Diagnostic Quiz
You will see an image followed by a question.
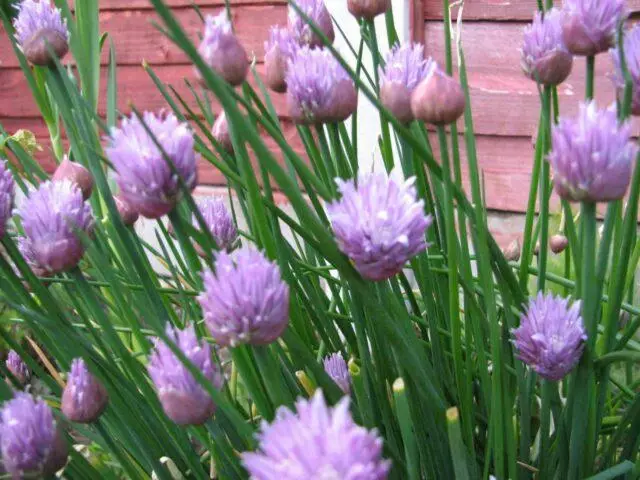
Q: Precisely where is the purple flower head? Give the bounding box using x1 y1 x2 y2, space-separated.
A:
379 43 436 123
6 350 30 385
521 9 573 86
327 171 432 281
323 353 350 394
513 293 587 381
548 101 637 202
611 24 640 115
16 180 93 274
61 358 108 423
148 323 222 426
197 12 249 86
0 160 15 238
106 112 197 219
198 248 289 347
288 0 335 47
562 0 626 56
0 392 68 477
286 47 357 124
194 197 238 253
242 390 390 479
13 0 69 65
264 26 300 93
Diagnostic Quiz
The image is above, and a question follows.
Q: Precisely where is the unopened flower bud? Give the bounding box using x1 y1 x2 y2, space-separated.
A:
13 0 69 66
52 156 93 200
411 67 466 125
61 358 108 423
0 160 15 239
114 195 139 226
347 0 390 20
264 26 299 93
5 350 30 385
197 12 249 87
549 234 569 254
503 239 521 262
212 112 233 153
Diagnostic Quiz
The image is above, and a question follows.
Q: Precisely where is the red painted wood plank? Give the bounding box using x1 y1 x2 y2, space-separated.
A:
0 5 285 68
95 0 286 10
0 64 288 118
424 22 637 137
424 0 640 20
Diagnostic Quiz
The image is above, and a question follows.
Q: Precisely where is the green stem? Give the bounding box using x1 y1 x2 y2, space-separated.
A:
586 56 595 100
538 380 555 478
537 87 551 291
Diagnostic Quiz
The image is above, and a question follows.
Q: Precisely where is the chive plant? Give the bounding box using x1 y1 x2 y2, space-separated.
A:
0 0 637 478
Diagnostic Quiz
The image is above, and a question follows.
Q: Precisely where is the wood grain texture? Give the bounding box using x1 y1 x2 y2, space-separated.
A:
423 0 640 20
95 0 286 10
0 5 285 68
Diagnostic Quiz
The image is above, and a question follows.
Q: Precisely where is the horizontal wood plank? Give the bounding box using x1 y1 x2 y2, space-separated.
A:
0 5 285 68
424 0 640 20
0 64 288 118
424 22 637 137
95 0 286 10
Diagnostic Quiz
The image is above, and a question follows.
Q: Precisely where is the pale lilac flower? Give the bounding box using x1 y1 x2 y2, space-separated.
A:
264 26 300 93
106 112 197 219
286 47 357 124
513 292 587 381
148 323 222 426
6 350 30 385
0 160 15 238
242 390 390 479
197 12 249 86
562 0 626 56
323 353 350 394
13 0 69 65
521 9 573 86
198 248 289 347
194 197 238 253
61 358 108 423
380 43 436 123
288 0 334 47
548 101 637 202
611 24 640 115
327 171 432 281
0 392 68 477
17 180 93 274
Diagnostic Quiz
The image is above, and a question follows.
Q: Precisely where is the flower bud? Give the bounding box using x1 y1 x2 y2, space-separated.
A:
5 350 30 386
52 156 94 200
13 0 69 66
503 239 521 262
264 27 299 93
114 195 139 226
197 12 249 87
411 68 466 125
347 0 390 20
61 358 108 423
212 112 233 153
0 160 15 239
549 234 569 254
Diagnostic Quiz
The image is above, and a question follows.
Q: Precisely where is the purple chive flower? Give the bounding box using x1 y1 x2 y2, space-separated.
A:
411 65 466 125
286 47 357 124
0 393 68 477
548 101 637 202
198 248 289 347
0 160 15 238
323 353 350 394
148 323 222 426
13 0 69 66
611 24 640 116
521 9 573 86
264 26 300 93
288 0 335 47
61 358 108 423
17 180 93 274
562 0 626 56
380 43 436 123
193 197 238 254
6 350 30 385
327 171 432 281
106 112 197 219
197 12 249 87
512 292 587 381
242 390 391 479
